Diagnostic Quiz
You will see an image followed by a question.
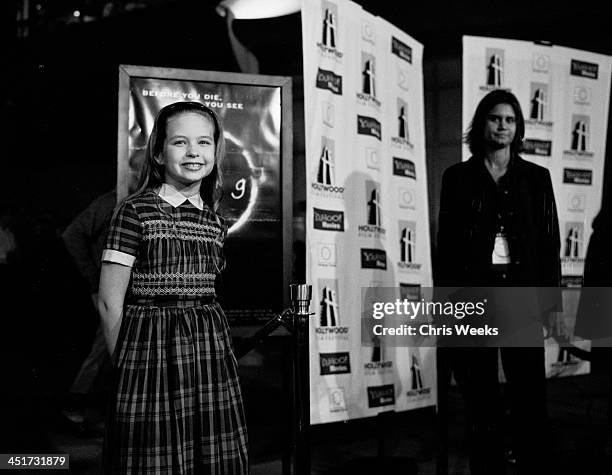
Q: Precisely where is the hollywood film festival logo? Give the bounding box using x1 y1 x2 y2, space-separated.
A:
480 48 505 92
527 82 553 128
391 98 413 150
362 285 391 374
358 181 386 238
312 137 345 198
553 345 579 369
364 334 393 373
406 350 431 397
317 1 343 59
316 280 349 341
356 52 381 108
562 222 585 264
564 115 594 159
397 221 421 272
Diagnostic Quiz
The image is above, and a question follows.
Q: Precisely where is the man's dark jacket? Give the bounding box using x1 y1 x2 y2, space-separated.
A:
436 155 561 288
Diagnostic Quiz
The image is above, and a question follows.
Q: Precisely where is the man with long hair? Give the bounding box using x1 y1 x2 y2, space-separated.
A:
437 90 561 474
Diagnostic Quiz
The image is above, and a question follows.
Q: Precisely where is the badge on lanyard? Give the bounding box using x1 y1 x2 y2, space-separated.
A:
492 231 511 265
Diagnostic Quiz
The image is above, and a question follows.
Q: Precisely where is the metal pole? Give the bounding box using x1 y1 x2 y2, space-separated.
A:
290 284 312 475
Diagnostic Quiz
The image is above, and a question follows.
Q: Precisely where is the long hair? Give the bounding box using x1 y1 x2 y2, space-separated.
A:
131 101 226 211
464 89 525 157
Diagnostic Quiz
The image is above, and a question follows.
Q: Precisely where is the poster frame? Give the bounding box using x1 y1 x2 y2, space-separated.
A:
117 64 294 316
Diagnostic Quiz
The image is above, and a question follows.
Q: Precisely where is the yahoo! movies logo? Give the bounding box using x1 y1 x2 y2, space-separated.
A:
367 384 395 408
571 59 598 80
316 68 343 95
317 279 349 339
563 168 592 186
312 137 345 197
357 115 382 141
356 52 381 108
391 98 413 149
317 1 343 59
392 157 416 179
522 139 552 157
391 36 412 63
320 352 351 375
398 220 421 272
360 248 387 271
358 181 386 238
313 207 345 232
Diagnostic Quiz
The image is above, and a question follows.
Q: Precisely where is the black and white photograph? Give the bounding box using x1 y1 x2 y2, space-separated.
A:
1 0 611 473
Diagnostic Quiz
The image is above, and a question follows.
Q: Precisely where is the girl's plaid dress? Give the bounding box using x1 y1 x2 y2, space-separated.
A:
102 187 248 474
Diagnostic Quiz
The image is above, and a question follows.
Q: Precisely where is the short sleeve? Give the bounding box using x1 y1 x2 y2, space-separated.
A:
102 200 141 267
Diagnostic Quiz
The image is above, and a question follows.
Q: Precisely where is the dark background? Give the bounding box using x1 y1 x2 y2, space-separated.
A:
1 0 612 464
2 0 611 261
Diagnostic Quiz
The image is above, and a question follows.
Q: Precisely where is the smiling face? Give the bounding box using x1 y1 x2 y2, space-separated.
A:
483 103 517 151
156 112 216 194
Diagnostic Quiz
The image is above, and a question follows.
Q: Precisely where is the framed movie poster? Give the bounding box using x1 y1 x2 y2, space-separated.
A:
117 65 293 324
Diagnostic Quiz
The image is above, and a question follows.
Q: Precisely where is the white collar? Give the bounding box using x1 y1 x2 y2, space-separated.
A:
158 183 204 210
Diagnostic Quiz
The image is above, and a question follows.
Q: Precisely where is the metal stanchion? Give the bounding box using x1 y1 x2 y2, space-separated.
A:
289 284 313 475
234 283 314 474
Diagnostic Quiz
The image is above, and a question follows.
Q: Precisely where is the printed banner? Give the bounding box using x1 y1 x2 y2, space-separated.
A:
462 36 612 377
303 0 435 424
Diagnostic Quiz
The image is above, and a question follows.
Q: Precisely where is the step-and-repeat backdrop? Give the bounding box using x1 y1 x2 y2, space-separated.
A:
302 0 435 424
463 36 612 377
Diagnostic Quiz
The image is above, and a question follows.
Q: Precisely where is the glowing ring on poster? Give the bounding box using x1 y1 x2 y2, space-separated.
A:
223 131 265 234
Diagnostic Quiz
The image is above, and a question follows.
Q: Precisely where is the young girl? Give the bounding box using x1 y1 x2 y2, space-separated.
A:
99 101 248 474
